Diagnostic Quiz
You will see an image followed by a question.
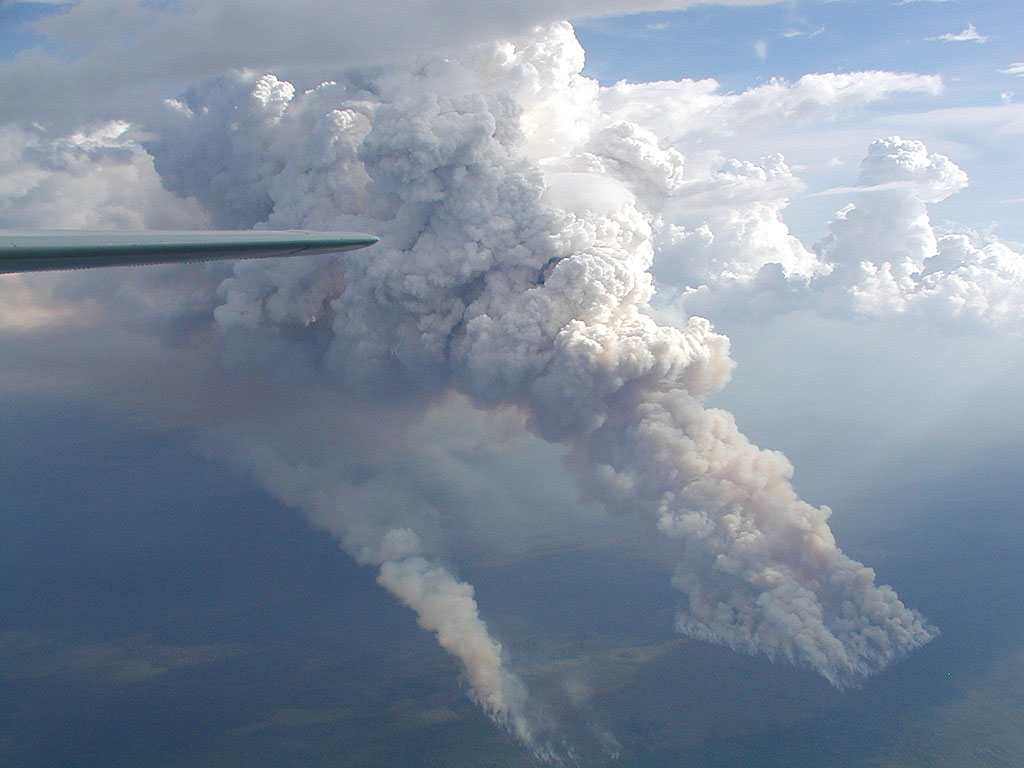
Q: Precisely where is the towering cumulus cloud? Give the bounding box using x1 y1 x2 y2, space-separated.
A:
813 137 1024 328
661 133 1024 328
139 20 936 724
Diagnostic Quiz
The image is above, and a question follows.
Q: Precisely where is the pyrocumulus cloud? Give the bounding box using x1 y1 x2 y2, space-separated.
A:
139 23 943 704
11 16 1022 755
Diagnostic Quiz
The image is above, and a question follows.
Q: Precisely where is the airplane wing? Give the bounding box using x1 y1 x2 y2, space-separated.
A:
0 230 378 274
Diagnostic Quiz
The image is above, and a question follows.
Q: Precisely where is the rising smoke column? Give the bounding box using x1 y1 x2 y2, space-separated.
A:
241 442 535 742
145 21 939 735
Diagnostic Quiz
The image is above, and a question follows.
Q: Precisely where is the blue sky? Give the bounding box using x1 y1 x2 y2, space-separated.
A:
0 1 62 58
574 1 1024 242
576 1 1019 98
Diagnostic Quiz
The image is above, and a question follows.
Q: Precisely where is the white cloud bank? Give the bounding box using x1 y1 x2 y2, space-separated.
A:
0 122 205 230
0 0 778 125
5 14 1024 758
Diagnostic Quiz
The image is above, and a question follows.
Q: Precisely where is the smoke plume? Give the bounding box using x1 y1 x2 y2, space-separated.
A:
138 21 939 707
16 16 1024 754
243 440 535 741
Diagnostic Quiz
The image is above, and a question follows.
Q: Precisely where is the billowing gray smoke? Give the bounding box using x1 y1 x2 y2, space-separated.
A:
137 20 937 728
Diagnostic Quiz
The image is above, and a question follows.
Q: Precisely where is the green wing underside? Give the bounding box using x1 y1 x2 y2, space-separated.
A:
0 231 378 274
